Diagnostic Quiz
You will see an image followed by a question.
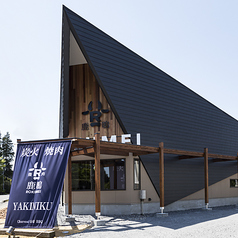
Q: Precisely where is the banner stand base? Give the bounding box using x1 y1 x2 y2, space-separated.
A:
91 219 106 226
0 228 55 237
65 215 75 222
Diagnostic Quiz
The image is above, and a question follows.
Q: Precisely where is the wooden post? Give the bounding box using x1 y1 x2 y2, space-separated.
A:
237 153 238 174
159 142 165 213
237 153 238 177
95 133 101 218
67 153 72 214
204 148 209 209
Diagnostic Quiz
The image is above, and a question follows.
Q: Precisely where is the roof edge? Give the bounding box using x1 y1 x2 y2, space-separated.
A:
63 6 128 134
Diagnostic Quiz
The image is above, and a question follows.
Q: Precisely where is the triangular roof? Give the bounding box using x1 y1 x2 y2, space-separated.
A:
60 6 238 205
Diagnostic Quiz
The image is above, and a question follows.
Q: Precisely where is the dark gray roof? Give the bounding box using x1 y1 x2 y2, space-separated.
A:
60 6 238 205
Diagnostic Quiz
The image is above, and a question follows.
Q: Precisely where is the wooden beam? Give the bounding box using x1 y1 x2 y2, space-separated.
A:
166 148 237 161
208 153 237 160
17 137 74 144
67 154 72 214
133 151 155 156
100 141 159 154
71 139 95 148
70 144 87 150
70 139 160 156
179 155 201 160
100 149 129 156
164 148 203 157
71 147 95 156
159 142 165 209
94 133 101 217
18 137 238 161
204 148 209 205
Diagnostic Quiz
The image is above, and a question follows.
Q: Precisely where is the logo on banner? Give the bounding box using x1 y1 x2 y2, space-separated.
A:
28 162 46 180
24 146 65 194
26 162 46 194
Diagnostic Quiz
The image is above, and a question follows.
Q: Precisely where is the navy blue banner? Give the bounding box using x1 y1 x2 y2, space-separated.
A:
5 140 71 228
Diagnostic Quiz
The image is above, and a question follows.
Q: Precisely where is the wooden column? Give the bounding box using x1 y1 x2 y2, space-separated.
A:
67 153 72 214
237 153 238 175
204 148 209 207
159 142 165 212
95 133 101 217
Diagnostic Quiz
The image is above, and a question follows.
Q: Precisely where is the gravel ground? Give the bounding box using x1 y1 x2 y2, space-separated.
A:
1 196 238 237
56 204 238 238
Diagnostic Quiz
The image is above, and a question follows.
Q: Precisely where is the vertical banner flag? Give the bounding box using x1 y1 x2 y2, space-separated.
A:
5 140 71 228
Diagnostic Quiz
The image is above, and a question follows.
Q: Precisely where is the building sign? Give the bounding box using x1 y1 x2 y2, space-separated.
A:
82 101 109 127
5 140 71 228
86 133 141 145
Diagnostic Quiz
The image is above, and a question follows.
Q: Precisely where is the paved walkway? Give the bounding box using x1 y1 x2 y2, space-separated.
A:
71 205 238 238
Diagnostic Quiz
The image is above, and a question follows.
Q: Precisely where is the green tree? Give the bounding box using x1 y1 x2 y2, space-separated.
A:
0 132 14 193
0 132 1 158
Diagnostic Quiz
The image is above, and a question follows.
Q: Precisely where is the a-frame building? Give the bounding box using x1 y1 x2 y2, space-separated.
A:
60 6 238 214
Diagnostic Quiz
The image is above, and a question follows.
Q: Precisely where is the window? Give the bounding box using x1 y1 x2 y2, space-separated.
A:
101 159 126 190
230 179 238 188
72 159 126 191
72 160 95 190
134 159 140 190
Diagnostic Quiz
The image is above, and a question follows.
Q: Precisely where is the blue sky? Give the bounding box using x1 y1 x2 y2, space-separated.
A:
1 0 238 151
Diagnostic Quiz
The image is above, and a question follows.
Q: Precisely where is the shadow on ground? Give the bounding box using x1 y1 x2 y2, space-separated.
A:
82 205 238 234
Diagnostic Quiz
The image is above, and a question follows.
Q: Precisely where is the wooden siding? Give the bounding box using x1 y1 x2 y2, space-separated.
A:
68 64 123 138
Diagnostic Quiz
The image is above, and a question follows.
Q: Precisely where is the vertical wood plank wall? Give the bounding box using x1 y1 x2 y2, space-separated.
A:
69 64 124 138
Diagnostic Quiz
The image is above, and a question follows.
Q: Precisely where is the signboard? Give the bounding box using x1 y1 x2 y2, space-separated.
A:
5 140 71 228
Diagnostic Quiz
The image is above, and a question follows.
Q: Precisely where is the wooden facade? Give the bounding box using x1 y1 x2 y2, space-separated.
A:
68 64 124 139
